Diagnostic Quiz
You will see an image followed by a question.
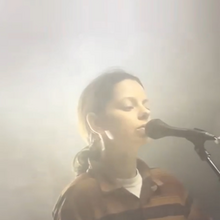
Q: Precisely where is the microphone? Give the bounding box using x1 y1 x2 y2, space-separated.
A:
145 119 217 143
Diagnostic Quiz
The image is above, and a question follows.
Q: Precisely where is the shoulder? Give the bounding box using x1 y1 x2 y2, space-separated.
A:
149 168 211 219
150 168 190 200
56 172 101 203
52 172 101 220
150 167 185 187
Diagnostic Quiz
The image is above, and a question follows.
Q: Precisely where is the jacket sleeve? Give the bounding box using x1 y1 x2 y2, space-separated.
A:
187 201 212 220
52 192 77 220
52 184 94 220
150 168 212 220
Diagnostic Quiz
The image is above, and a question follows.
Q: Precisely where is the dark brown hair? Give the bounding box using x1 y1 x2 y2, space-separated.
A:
73 69 143 175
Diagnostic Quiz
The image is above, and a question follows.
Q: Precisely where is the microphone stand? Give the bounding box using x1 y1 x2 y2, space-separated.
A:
191 138 220 181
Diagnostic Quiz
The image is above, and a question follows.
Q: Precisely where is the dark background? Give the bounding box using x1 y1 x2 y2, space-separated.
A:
1 1 220 219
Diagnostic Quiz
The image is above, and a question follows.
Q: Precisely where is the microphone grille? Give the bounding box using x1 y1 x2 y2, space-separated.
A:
145 119 168 139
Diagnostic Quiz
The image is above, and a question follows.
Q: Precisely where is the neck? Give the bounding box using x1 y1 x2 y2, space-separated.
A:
101 144 138 179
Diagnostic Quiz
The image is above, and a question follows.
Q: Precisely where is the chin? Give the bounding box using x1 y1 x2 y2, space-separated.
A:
135 136 149 147
146 137 152 143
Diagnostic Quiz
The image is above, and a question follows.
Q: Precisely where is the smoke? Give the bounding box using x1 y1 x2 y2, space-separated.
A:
1 0 219 219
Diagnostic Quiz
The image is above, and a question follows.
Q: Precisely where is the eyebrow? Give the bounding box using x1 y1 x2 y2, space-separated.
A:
119 97 149 104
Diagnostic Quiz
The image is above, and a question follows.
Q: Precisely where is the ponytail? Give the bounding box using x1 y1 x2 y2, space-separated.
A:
73 146 90 176
73 143 101 176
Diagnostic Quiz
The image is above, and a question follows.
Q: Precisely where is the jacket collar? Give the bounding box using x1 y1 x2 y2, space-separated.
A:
87 158 163 193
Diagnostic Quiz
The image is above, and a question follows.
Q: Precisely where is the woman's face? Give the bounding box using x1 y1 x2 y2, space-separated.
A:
101 79 151 150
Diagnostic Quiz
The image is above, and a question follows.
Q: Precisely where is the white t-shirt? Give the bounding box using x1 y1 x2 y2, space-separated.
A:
116 169 143 198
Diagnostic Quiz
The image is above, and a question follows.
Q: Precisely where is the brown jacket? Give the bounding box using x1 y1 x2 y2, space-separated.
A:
53 159 210 220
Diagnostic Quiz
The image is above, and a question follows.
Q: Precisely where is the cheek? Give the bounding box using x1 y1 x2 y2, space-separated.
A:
104 111 135 134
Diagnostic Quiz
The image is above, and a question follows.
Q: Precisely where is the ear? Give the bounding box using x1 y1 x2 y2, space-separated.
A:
86 112 105 134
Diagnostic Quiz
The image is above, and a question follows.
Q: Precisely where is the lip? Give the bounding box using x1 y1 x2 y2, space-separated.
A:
136 125 146 136
137 124 146 129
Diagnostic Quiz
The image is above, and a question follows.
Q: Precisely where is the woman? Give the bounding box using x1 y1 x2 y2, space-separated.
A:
53 69 210 220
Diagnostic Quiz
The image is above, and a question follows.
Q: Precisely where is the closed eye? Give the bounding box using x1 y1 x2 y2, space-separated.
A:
117 97 149 111
144 105 150 110
123 106 134 111
143 99 150 110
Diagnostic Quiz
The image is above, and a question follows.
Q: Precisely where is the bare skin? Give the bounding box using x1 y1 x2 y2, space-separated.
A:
87 79 151 179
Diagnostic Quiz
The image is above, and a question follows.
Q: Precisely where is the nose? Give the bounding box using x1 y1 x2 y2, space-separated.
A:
138 106 150 121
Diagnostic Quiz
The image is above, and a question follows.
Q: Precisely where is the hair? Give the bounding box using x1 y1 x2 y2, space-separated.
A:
73 69 143 175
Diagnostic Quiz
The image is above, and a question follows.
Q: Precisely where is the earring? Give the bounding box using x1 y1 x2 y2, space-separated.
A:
104 130 114 140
